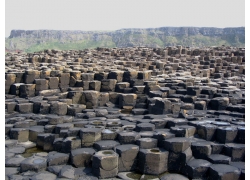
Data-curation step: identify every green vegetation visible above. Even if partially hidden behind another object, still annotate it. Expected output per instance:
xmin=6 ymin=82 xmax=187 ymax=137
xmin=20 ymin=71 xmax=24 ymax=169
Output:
xmin=164 ymin=35 xmax=244 ymax=47
xmin=25 ymin=40 xmax=116 ymax=53
xmin=6 ymin=38 xmax=116 ymax=53
xmin=5 ymin=28 xmax=245 ymax=53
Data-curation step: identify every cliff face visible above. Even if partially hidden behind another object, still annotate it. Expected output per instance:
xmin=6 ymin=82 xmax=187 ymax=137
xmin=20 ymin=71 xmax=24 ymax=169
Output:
xmin=6 ymin=27 xmax=245 ymax=52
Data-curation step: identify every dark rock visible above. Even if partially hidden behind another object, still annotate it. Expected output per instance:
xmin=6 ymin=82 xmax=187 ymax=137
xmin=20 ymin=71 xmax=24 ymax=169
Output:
xmin=208 ymin=164 xmax=241 ymax=180
xmin=70 ymin=148 xmax=96 ymax=167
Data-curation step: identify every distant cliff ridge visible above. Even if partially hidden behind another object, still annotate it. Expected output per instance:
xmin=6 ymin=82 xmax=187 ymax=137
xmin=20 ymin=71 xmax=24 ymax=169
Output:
xmin=6 ymin=27 xmax=245 ymax=52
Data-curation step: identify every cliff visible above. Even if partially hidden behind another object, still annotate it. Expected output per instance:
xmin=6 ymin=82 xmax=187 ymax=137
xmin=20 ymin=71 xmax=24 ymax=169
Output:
xmin=6 ymin=27 xmax=245 ymax=52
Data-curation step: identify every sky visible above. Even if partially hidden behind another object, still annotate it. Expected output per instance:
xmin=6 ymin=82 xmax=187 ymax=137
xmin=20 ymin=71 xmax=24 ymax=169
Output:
xmin=5 ymin=0 xmax=245 ymax=37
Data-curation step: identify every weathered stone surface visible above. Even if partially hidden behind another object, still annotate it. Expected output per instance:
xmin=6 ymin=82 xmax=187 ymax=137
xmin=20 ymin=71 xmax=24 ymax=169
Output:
xmin=4 ymin=46 xmax=245 ymax=179
xmin=119 ymin=94 xmax=137 ymax=109
xmin=181 ymin=159 xmax=211 ymax=179
xmin=138 ymin=148 xmax=169 ymax=175
xmin=136 ymin=138 xmax=158 ymax=149
xmin=118 ymin=131 xmax=141 ymax=144
xmin=6 ymin=155 xmax=25 ymax=167
xmin=61 ymin=136 xmax=81 ymax=153
xmin=10 ymin=128 xmax=29 ymax=142
xmin=58 ymin=165 xmax=76 ymax=179
xmin=93 ymin=140 xmax=120 ymax=151
xmin=20 ymin=156 xmax=47 ymax=172
xmin=47 ymin=152 xmax=69 ymax=166
xmin=208 ymin=164 xmax=241 ymax=180
xmin=49 ymin=101 xmax=67 ymax=115
xmin=191 ymin=141 xmax=212 ymax=159
xmin=92 ymin=150 xmax=119 ymax=178
xmin=216 ymin=126 xmax=238 ymax=143
xmin=29 ymin=126 xmax=44 ymax=142
xmin=209 ymin=97 xmax=230 ymax=110
xmin=163 ymin=137 xmax=191 ymax=153
xmin=16 ymin=103 xmax=34 ymax=114
xmin=168 ymin=147 xmax=192 ymax=172
xmin=115 ymin=144 xmax=139 ymax=172
xmin=70 ymin=148 xmax=96 ymax=167
xmin=80 ymin=128 xmax=102 ymax=147
xmin=160 ymin=173 xmax=189 ymax=180
xmin=30 ymin=171 xmax=57 ymax=180
xmin=207 ymin=154 xmax=231 ymax=164
xmin=101 ymin=79 xmax=117 ymax=92
xmin=223 ymin=143 xmax=245 ymax=161
xmin=37 ymin=133 xmax=57 ymax=151
xmin=197 ymin=124 xmax=217 ymax=141
xmin=82 ymin=91 xmax=100 ymax=108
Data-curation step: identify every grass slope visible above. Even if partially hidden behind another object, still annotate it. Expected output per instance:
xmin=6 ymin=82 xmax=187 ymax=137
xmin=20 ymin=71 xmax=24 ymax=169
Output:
xmin=5 ymin=34 xmax=245 ymax=53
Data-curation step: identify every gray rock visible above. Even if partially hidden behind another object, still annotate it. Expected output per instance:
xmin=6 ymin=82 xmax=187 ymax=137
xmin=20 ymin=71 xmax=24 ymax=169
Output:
xmin=70 ymin=148 xmax=96 ymax=168
xmin=47 ymin=152 xmax=69 ymax=166
xmin=20 ymin=156 xmax=47 ymax=172
xmin=58 ymin=165 xmax=76 ymax=179
xmin=30 ymin=171 xmax=57 ymax=180
xmin=138 ymin=148 xmax=168 ymax=175
xmin=93 ymin=140 xmax=120 ymax=151
xmin=181 ymin=159 xmax=211 ymax=179
xmin=92 ymin=150 xmax=118 ymax=178
xmin=115 ymin=144 xmax=139 ymax=172
xmin=160 ymin=173 xmax=188 ymax=180
xmin=208 ymin=164 xmax=241 ymax=180
xmin=136 ymin=138 xmax=158 ymax=149
xmin=6 ymin=155 xmax=25 ymax=167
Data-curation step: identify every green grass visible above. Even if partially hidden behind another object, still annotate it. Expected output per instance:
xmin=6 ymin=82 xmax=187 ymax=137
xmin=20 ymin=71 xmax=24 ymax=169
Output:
xmin=5 ymin=33 xmax=245 ymax=53
xmin=24 ymin=39 xmax=116 ymax=53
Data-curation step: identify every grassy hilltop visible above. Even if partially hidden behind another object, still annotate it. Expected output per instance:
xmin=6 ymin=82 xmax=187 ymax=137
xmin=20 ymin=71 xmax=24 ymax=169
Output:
xmin=5 ymin=27 xmax=245 ymax=53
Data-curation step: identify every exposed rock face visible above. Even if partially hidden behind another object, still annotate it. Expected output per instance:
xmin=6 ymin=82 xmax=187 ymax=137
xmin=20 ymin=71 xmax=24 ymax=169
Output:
xmin=6 ymin=27 xmax=245 ymax=52
xmin=5 ymin=46 xmax=245 ymax=179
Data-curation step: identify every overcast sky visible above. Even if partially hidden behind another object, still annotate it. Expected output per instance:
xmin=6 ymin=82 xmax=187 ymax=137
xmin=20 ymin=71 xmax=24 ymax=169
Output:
xmin=5 ymin=0 xmax=245 ymax=37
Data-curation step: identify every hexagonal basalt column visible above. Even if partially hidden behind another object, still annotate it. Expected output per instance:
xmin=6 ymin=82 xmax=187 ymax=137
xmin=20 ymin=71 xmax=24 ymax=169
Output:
xmin=223 ymin=143 xmax=245 ymax=161
xmin=135 ymin=123 xmax=155 ymax=132
xmin=136 ymin=138 xmax=158 ymax=149
xmin=170 ymin=125 xmax=196 ymax=137
xmin=138 ymin=148 xmax=169 ymax=175
xmin=181 ymin=159 xmax=211 ymax=179
xmin=208 ymin=97 xmax=230 ymax=110
xmin=216 ymin=126 xmax=238 ymax=143
xmin=208 ymin=164 xmax=241 ymax=180
xmin=70 ymin=148 xmax=96 ymax=167
xmin=37 ymin=133 xmax=57 ymax=151
xmin=118 ymin=131 xmax=141 ymax=144
xmin=93 ymin=140 xmax=120 ymax=151
xmin=101 ymin=127 xmax=121 ymax=140
xmin=191 ymin=141 xmax=212 ymax=159
xmin=47 ymin=152 xmax=69 ymax=166
xmin=119 ymin=93 xmax=137 ymax=109
xmin=115 ymin=144 xmax=139 ymax=172
xmin=82 ymin=90 xmax=100 ymax=109
xmin=92 ymin=150 xmax=119 ymax=179
xmin=163 ymin=137 xmax=191 ymax=153
xmin=197 ymin=124 xmax=217 ymax=141
xmin=80 ymin=128 xmax=102 ymax=147
xmin=61 ymin=136 xmax=81 ymax=153
xmin=10 ymin=128 xmax=29 ymax=142
xmin=20 ymin=156 xmax=47 ymax=172
xmin=89 ymin=80 xmax=101 ymax=91
xmin=108 ymin=71 xmax=124 ymax=82
xmin=101 ymin=79 xmax=117 ymax=92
